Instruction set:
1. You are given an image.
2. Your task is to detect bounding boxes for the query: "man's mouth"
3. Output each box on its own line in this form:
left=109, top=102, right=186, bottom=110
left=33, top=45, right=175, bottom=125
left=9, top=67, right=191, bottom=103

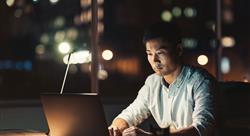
left=154, top=63, right=162, bottom=69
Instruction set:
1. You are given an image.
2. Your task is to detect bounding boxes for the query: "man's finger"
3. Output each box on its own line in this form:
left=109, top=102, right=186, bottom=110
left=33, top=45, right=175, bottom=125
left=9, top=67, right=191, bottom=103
left=113, top=127, right=119, bottom=136
left=122, top=126, right=137, bottom=135
left=108, top=126, right=114, bottom=136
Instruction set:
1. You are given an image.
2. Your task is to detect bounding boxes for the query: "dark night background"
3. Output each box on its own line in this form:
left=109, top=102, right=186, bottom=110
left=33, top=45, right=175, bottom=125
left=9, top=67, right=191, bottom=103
left=0, top=0, right=249, bottom=98
left=0, top=0, right=250, bottom=135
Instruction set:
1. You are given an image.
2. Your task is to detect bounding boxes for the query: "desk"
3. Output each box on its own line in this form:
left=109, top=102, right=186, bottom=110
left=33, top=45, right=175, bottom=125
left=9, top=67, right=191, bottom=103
left=0, top=131, right=47, bottom=136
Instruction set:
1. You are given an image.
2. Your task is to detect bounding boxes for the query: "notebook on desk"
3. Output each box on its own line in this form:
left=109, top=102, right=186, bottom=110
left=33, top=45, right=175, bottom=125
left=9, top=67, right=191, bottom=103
left=40, top=93, right=109, bottom=136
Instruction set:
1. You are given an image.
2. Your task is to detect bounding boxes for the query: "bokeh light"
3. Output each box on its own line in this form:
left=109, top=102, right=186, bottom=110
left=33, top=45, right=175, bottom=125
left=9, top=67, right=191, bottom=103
left=80, top=10, right=92, bottom=23
left=197, top=55, right=208, bottom=65
left=98, top=0, right=104, bottom=5
left=74, top=15, right=81, bottom=25
left=58, top=42, right=71, bottom=54
left=6, top=0, right=15, bottom=7
left=182, top=38, right=198, bottom=49
left=98, top=22, right=104, bottom=33
left=223, top=9, right=234, bottom=24
left=172, top=7, right=182, bottom=17
left=221, top=57, right=230, bottom=74
left=54, top=31, right=66, bottom=43
left=49, top=0, right=59, bottom=4
left=14, top=9, right=23, bottom=18
left=54, top=16, right=65, bottom=28
left=80, top=0, right=91, bottom=7
left=69, top=64, right=78, bottom=74
left=184, top=7, right=197, bottom=18
left=98, top=69, right=108, bottom=80
left=102, top=50, right=113, bottom=61
left=161, top=10, right=172, bottom=22
left=66, top=28, right=78, bottom=40
left=40, top=33, right=50, bottom=44
left=222, top=36, right=235, bottom=47
left=35, top=44, right=45, bottom=55
left=63, top=50, right=91, bottom=64
left=98, top=8, right=104, bottom=20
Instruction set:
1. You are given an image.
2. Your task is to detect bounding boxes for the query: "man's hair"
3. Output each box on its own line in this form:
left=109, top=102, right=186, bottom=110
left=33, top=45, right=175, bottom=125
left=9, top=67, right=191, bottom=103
left=143, top=22, right=182, bottom=45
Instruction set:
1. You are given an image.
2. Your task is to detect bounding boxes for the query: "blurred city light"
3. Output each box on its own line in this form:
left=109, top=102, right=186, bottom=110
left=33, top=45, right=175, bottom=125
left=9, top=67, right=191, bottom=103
left=16, top=0, right=24, bottom=7
left=98, top=69, right=108, bottom=80
left=102, top=49, right=113, bottom=61
left=23, top=61, right=33, bottom=71
left=80, top=0, right=104, bottom=7
left=161, top=10, right=172, bottom=22
left=49, top=0, right=59, bottom=4
left=35, top=44, right=45, bottom=55
left=243, top=74, right=249, bottom=82
left=80, top=0, right=91, bottom=7
left=6, top=0, right=15, bottom=7
left=223, top=9, right=234, bottom=24
left=63, top=50, right=91, bottom=64
left=197, top=55, right=208, bottom=65
left=0, top=60, right=33, bottom=71
left=14, top=9, right=23, bottom=18
left=58, top=42, right=71, bottom=54
left=98, top=0, right=104, bottom=5
left=54, top=31, right=66, bottom=43
left=116, top=58, right=140, bottom=75
left=54, top=16, right=65, bottom=28
left=184, top=7, right=197, bottom=18
left=69, top=64, right=78, bottom=74
left=206, top=21, right=216, bottom=32
left=80, top=10, right=91, bottom=23
left=172, top=7, right=182, bottom=17
left=74, top=15, right=81, bottom=25
left=40, top=33, right=50, bottom=44
left=221, top=57, right=230, bottom=74
left=209, top=39, right=217, bottom=49
left=182, top=38, right=198, bottom=49
left=66, top=28, right=78, bottom=40
left=98, top=8, right=104, bottom=20
left=222, top=36, right=235, bottom=47
left=98, top=22, right=104, bottom=33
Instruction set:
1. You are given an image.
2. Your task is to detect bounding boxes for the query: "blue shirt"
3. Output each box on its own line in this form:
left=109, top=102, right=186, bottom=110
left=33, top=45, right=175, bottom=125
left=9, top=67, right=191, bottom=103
left=116, top=65, right=216, bottom=136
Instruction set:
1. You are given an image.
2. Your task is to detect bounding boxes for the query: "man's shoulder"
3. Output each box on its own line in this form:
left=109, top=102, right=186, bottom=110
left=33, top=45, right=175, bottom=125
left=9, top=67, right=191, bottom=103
left=145, top=73, right=162, bottom=84
left=184, top=65, right=215, bottom=82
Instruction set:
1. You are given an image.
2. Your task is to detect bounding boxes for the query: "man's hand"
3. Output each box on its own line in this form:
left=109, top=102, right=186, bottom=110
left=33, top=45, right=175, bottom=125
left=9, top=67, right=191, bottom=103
left=122, top=126, right=153, bottom=136
left=108, top=125, right=122, bottom=136
left=108, top=118, right=129, bottom=136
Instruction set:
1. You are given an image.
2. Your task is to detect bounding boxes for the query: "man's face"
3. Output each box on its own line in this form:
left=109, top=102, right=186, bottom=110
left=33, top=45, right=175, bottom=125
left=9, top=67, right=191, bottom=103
left=145, top=38, right=180, bottom=76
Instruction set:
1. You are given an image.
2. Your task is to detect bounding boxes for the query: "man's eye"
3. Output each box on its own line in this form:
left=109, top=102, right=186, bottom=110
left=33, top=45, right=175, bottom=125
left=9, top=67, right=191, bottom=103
left=147, top=53, right=152, bottom=56
left=156, top=51, right=163, bottom=55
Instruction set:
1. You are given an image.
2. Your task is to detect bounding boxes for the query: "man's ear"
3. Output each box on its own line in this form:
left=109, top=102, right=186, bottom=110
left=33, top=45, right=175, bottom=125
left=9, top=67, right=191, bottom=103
left=176, top=43, right=183, bottom=56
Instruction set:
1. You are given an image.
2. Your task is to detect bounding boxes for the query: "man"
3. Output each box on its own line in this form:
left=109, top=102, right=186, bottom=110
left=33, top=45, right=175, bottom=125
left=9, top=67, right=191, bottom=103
left=109, top=22, right=217, bottom=136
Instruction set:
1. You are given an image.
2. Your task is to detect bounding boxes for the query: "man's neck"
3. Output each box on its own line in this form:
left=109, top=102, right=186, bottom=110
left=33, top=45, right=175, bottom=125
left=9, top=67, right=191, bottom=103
left=163, top=65, right=182, bottom=85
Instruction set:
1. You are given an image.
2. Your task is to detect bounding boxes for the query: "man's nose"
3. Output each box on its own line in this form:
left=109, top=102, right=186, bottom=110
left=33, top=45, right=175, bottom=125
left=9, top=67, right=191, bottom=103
left=153, top=54, right=159, bottom=62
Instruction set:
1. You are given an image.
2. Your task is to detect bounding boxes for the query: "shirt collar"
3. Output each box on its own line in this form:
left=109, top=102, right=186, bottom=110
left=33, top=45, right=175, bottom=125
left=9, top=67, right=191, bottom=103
left=171, top=65, right=186, bottom=88
left=160, top=65, right=188, bottom=89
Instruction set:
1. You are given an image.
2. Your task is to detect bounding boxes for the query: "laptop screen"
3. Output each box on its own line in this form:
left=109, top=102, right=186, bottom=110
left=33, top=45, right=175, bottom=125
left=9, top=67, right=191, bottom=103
left=40, top=93, right=109, bottom=136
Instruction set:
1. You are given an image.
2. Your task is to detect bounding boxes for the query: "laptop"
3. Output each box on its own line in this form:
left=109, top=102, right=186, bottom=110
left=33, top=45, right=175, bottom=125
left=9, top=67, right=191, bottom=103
left=40, top=93, right=109, bottom=136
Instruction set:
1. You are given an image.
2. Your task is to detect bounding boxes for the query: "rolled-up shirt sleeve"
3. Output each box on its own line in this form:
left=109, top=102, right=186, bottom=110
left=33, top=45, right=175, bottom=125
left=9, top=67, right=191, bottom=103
left=115, top=84, right=151, bottom=126
left=192, top=79, right=216, bottom=136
